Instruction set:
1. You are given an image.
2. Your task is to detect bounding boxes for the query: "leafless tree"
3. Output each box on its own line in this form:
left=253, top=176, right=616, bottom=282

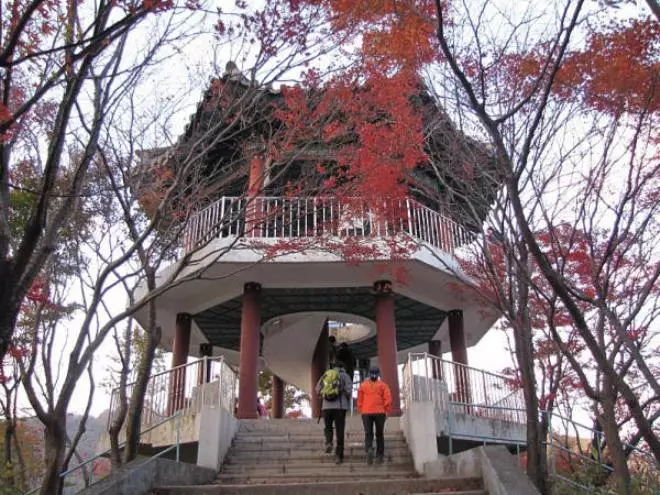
left=428, top=0, right=659, bottom=492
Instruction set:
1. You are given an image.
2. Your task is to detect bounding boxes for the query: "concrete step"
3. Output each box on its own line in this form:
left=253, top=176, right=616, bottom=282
left=227, top=443, right=408, bottom=455
left=224, top=451, right=412, bottom=464
left=220, top=461, right=415, bottom=475
left=410, top=493, right=486, bottom=495
left=237, top=419, right=403, bottom=434
left=215, top=470, right=419, bottom=483
left=233, top=432, right=405, bottom=442
left=153, top=476, right=485, bottom=495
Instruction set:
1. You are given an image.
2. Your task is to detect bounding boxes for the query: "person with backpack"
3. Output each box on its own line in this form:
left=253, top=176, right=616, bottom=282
left=315, top=362, right=352, bottom=464
left=357, top=366, right=392, bottom=465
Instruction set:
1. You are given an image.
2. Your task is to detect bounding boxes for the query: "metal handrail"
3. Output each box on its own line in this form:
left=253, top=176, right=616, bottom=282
left=23, top=413, right=182, bottom=495
left=108, top=354, right=237, bottom=430
left=408, top=352, right=512, bottom=381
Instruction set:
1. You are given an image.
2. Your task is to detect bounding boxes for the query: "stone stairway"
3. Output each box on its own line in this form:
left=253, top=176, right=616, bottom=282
left=154, top=417, right=487, bottom=495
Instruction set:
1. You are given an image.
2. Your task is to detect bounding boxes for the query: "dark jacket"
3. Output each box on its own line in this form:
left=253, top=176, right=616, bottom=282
left=336, top=346, right=356, bottom=376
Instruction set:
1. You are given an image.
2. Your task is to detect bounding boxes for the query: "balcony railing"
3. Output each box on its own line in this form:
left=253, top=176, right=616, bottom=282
left=107, top=356, right=237, bottom=429
left=183, top=196, right=474, bottom=255
left=402, top=352, right=526, bottom=424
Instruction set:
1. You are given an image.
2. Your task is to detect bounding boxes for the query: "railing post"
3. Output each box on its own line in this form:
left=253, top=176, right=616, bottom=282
left=423, top=352, right=431, bottom=402
left=175, top=413, right=181, bottom=462
left=548, top=410, right=556, bottom=479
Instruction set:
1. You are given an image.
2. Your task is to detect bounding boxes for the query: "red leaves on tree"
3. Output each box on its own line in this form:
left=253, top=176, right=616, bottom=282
left=555, top=19, right=659, bottom=115
left=306, top=0, right=438, bottom=72
left=499, top=19, right=659, bottom=116
left=26, top=279, right=50, bottom=304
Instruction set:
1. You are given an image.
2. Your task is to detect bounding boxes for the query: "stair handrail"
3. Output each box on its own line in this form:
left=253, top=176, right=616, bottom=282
left=108, top=355, right=237, bottom=430
left=23, top=412, right=183, bottom=495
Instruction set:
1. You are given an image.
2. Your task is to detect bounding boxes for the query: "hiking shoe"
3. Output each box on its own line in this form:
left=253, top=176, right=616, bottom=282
left=334, top=455, right=343, bottom=465
left=366, top=449, right=374, bottom=465
left=375, top=455, right=384, bottom=465
left=325, top=443, right=333, bottom=454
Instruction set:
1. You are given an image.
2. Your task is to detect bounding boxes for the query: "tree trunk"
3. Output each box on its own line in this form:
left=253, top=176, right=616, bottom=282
left=40, top=418, right=67, bottom=495
left=3, top=420, right=14, bottom=486
left=515, top=326, right=549, bottom=494
left=511, top=244, right=549, bottom=494
left=0, top=271, right=21, bottom=359
left=123, top=325, right=161, bottom=463
left=600, top=380, right=631, bottom=494
left=108, top=409, right=126, bottom=469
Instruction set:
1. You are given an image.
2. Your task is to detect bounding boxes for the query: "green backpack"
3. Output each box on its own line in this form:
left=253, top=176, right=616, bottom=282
left=321, top=369, right=341, bottom=401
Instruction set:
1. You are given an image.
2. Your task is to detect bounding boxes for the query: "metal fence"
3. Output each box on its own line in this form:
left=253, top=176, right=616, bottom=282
left=402, top=352, right=526, bottom=423
left=108, top=356, right=237, bottom=430
left=183, top=196, right=474, bottom=255
left=24, top=413, right=183, bottom=495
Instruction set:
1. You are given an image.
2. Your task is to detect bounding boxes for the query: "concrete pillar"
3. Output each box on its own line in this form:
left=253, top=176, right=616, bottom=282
left=428, top=339, right=442, bottom=379
left=448, top=310, right=471, bottom=406
left=374, top=280, right=401, bottom=416
left=310, top=320, right=329, bottom=419
left=169, top=313, right=191, bottom=414
left=198, top=343, right=213, bottom=384
left=237, top=282, right=261, bottom=419
left=271, top=376, right=285, bottom=419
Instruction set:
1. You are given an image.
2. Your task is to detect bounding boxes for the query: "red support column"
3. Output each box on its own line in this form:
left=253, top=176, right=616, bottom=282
left=428, top=339, right=442, bottom=380
left=448, top=310, right=471, bottom=407
left=271, top=376, right=285, bottom=419
left=237, top=282, right=261, bottom=419
left=245, top=153, right=266, bottom=238
left=169, top=313, right=191, bottom=414
left=310, top=320, right=329, bottom=419
left=248, top=154, right=265, bottom=196
left=374, top=280, right=401, bottom=416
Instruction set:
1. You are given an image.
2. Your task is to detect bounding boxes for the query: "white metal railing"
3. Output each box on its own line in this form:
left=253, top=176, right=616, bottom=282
left=403, top=352, right=526, bottom=424
left=183, top=196, right=474, bottom=254
left=24, top=413, right=184, bottom=495
left=108, top=356, right=237, bottom=430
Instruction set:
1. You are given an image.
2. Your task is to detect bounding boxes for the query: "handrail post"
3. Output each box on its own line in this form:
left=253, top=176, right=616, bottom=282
left=175, top=413, right=181, bottom=462
left=423, top=352, right=430, bottom=402
left=548, top=410, right=556, bottom=479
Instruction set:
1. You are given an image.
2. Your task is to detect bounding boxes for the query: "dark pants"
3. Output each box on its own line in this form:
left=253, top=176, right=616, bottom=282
left=362, top=413, right=386, bottom=457
left=323, top=409, right=347, bottom=458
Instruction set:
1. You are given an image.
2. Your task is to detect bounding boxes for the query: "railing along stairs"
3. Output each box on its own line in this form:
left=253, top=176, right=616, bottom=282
left=402, top=352, right=659, bottom=493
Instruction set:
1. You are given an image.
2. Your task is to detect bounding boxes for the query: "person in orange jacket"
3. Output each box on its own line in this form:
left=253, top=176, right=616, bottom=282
left=357, top=366, right=392, bottom=465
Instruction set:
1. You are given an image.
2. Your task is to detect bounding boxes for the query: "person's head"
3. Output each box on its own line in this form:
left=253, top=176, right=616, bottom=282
left=329, top=336, right=336, bottom=344
left=339, top=342, right=348, bottom=350
left=369, top=366, right=380, bottom=381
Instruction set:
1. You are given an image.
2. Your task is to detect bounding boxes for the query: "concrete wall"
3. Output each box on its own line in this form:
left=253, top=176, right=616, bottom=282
left=448, top=412, right=525, bottom=444
left=149, top=413, right=201, bottom=447
left=97, top=413, right=201, bottom=455
left=78, top=458, right=215, bottom=495
left=196, top=404, right=238, bottom=470
left=400, top=401, right=439, bottom=473
left=424, top=446, right=540, bottom=495
left=424, top=448, right=482, bottom=479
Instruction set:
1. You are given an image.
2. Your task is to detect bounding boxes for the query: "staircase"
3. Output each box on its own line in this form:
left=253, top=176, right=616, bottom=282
left=153, top=417, right=486, bottom=495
